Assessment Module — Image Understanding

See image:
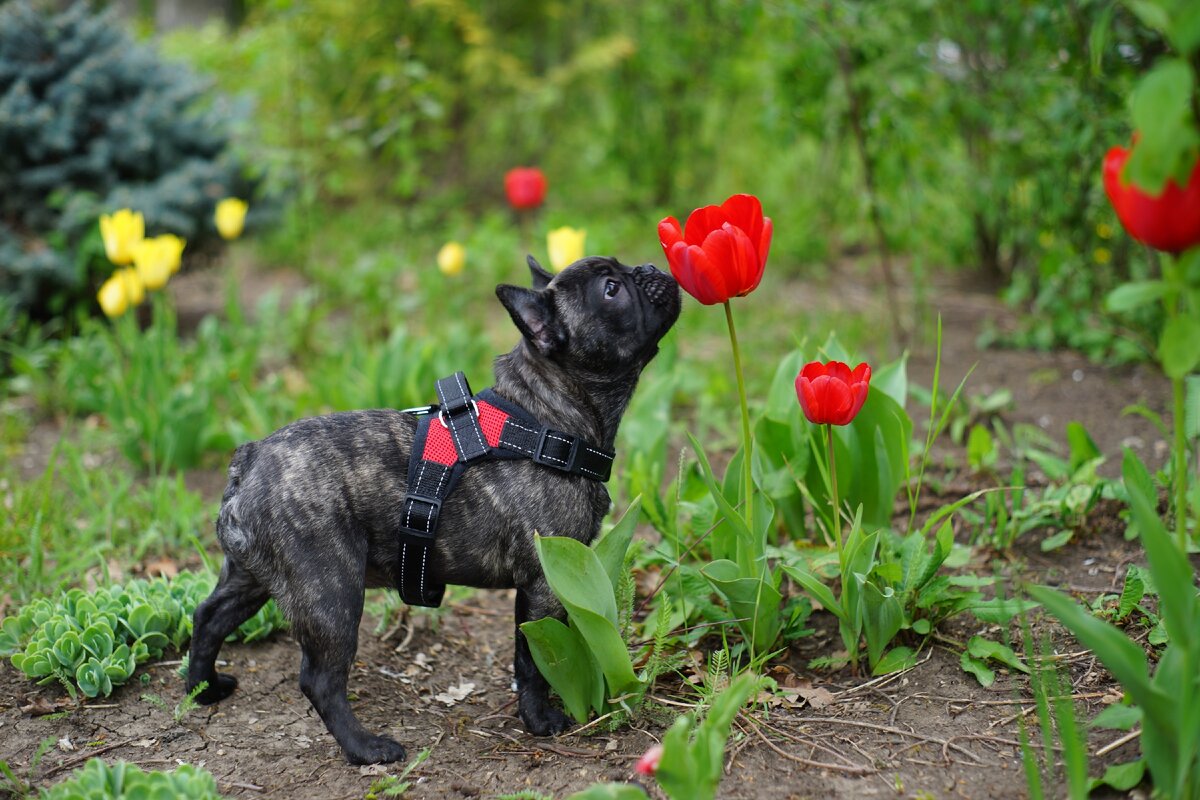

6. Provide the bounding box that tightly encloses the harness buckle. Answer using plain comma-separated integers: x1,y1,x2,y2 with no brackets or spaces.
401,495,442,539
534,428,581,473
438,398,479,429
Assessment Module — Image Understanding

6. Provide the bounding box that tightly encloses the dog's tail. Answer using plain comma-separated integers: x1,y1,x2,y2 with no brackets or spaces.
217,441,258,554
222,441,257,503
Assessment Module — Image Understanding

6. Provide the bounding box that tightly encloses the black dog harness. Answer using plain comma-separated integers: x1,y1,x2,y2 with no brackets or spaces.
396,372,614,607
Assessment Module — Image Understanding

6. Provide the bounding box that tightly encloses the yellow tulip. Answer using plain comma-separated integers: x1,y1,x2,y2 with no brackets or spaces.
132,235,186,290
437,241,466,277
547,226,586,272
96,268,145,318
99,209,145,266
215,198,249,240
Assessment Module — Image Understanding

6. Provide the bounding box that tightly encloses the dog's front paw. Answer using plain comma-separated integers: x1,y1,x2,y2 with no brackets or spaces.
191,673,237,705
344,734,407,765
521,702,572,736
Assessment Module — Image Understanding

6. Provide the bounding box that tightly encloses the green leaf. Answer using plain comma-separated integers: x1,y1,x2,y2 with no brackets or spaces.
781,564,844,619
961,652,995,687
1159,314,1200,378
536,535,619,625
593,497,641,594
1090,703,1142,731
1106,280,1170,313
521,617,601,724
701,560,782,656
1116,567,1145,621
764,349,808,422
1088,759,1146,793
1125,0,1170,32
1065,422,1101,471
859,577,902,670
534,536,641,699
1040,530,1074,551
1122,450,1196,644
871,646,917,676
966,635,1030,674
1127,58,1199,193
688,433,760,569
967,425,995,470
968,597,1038,625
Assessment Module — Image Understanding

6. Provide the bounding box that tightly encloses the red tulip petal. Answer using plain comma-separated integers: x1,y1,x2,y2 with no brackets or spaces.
795,375,819,424
758,216,773,271
846,381,869,423
799,361,828,382
720,194,764,250
674,243,726,305
700,225,756,300
811,375,854,425
825,361,853,384
683,204,728,247
851,362,872,384
659,217,684,252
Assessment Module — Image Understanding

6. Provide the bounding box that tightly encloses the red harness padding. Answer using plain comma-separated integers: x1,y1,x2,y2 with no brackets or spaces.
396,372,614,607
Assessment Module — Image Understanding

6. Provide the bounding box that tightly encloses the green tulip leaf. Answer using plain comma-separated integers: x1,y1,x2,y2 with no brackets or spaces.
961,651,996,687
521,616,601,724
533,535,641,699
1128,58,1199,193
701,560,782,655
1088,759,1147,793
1159,314,1200,378
872,646,917,676
1106,280,1170,313
593,497,640,595
967,635,1030,674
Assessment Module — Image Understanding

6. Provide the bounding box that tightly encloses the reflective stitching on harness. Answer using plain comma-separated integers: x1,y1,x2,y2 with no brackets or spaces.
406,462,428,530
456,372,487,452
428,469,447,533
420,544,428,599
579,465,604,479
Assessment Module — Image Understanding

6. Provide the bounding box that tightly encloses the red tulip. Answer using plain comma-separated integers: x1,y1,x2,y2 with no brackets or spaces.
504,167,547,211
1103,144,1200,254
634,744,663,776
658,193,773,305
795,361,871,426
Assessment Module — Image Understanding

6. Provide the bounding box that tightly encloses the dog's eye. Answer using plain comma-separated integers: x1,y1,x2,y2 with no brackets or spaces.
603,279,621,299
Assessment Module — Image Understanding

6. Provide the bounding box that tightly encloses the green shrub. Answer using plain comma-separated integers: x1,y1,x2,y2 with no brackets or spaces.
41,759,226,800
0,571,286,699
0,0,254,318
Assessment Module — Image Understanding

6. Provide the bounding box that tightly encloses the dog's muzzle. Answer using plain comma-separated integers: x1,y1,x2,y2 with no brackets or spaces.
631,264,680,311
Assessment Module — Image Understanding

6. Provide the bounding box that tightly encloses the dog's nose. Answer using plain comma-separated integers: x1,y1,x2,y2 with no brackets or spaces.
630,263,679,310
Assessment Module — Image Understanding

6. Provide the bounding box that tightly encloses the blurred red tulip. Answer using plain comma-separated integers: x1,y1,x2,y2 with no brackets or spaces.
657,193,772,305
505,167,547,210
634,744,662,776
1103,144,1200,254
795,361,871,426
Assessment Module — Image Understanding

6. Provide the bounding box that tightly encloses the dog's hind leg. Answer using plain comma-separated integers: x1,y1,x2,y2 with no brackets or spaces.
514,584,572,736
294,572,406,764
187,556,269,705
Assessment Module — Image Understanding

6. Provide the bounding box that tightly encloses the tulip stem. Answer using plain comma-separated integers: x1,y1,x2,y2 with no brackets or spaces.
724,300,754,535
827,424,843,558
1172,374,1189,551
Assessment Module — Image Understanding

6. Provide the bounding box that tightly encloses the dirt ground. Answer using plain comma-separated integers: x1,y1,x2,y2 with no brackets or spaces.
0,263,1179,799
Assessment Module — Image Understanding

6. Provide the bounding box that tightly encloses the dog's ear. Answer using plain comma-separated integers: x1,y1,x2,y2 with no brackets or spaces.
497,284,563,355
526,255,554,290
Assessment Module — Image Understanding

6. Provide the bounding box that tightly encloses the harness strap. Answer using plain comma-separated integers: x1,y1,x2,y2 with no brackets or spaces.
394,373,614,607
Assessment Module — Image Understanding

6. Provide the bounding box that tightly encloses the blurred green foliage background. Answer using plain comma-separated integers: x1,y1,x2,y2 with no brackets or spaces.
147,0,1168,358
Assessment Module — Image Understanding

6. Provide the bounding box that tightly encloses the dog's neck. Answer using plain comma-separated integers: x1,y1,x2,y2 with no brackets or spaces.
492,342,644,451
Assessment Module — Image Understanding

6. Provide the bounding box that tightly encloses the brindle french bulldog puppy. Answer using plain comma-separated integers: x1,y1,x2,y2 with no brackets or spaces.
186,255,680,764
